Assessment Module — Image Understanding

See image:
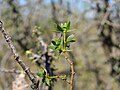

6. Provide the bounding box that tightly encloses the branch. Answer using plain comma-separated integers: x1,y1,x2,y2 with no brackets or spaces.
98,6,111,33
0,68,21,74
106,20,120,29
64,53,75,90
0,21,39,90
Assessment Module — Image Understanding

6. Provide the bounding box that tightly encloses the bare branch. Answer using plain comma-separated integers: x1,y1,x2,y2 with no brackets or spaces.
0,21,39,90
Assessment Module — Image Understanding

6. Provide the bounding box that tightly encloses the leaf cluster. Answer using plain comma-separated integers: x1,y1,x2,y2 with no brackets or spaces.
49,21,75,53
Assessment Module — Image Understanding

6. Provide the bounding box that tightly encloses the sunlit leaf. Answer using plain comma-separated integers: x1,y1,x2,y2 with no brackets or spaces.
45,78,51,86
48,45,55,49
52,39,60,46
67,34,75,42
26,50,32,55
36,72,44,77
66,21,70,30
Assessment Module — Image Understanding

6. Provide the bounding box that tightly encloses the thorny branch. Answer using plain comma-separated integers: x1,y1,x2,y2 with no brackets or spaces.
0,21,39,90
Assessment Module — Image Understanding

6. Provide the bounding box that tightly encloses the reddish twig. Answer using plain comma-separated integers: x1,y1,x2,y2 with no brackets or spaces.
64,53,75,90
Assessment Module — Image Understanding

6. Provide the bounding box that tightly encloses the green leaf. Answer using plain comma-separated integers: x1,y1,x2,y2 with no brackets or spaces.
26,50,32,55
66,21,70,30
48,45,56,50
56,24,64,32
45,78,51,86
52,40,57,45
52,39,61,46
56,45,62,50
67,34,75,42
36,72,44,77
49,45,61,52
67,30,72,32
56,40,61,46
62,23,67,28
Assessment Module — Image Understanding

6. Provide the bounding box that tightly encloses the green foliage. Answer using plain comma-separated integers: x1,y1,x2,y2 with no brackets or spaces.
25,21,75,88
49,21,75,53
37,70,52,86
45,78,51,86
36,72,45,77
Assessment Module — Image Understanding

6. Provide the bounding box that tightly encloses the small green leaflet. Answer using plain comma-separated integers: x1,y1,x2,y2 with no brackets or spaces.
66,21,70,30
51,39,60,46
45,78,51,86
48,45,56,50
67,34,75,42
36,72,44,77
56,24,64,32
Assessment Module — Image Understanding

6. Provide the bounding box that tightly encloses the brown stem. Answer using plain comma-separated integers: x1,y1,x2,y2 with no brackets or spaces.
64,53,75,90
0,21,39,90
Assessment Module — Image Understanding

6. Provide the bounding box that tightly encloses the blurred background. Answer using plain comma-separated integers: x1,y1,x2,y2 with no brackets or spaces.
0,0,120,90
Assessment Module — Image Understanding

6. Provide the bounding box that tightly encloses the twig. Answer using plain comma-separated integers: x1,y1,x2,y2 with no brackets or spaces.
98,6,111,34
0,68,21,74
105,20,120,28
98,1,120,33
46,75,70,84
0,68,39,75
0,21,39,90
64,53,75,90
